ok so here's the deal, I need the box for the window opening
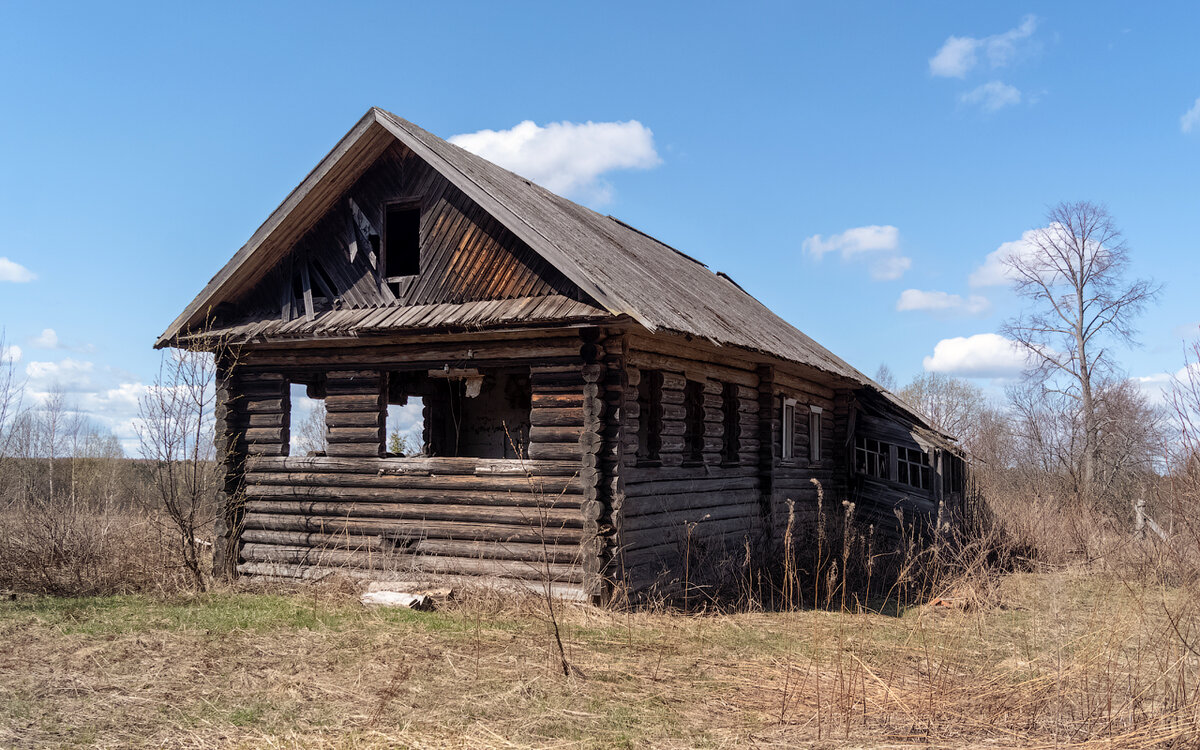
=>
[854,436,890,480]
[637,370,663,463]
[288,379,327,457]
[384,203,421,281]
[721,382,740,464]
[781,398,797,460]
[683,380,705,463]
[808,405,822,463]
[897,446,931,490]
[388,368,529,458]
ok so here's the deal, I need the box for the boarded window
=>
[721,382,740,464]
[637,370,663,463]
[683,380,705,463]
[854,436,889,480]
[897,446,931,490]
[808,406,822,463]
[384,203,421,279]
[781,398,797,460]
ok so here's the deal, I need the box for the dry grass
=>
[1,567,1198,749]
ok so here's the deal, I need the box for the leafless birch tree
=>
[1001,201,1159,497]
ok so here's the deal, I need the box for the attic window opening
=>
[384,202,421,281]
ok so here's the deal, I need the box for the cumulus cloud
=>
[25,358,96,392]
[969,226,1048,287]
[961,81,1021,111]
[1182,98,1200,134]
[804,225,911,281]
[1135,363,1200,405]
[929,15,1039,78]
[30,328,59,349]
[923,333,1030,378]
[448,119,661,204]
[0,257,36,283]
[803,225,899,259]
[896,289,992,316]
[1,344,20,363]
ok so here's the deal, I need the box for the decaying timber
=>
[159,108,966,603]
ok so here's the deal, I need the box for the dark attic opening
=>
[387,367,531,459]
[384,201,421,283]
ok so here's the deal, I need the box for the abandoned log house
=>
[157,107,965,601]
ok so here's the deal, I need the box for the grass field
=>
[1,568,1198,749]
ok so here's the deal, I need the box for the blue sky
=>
[1,2,1198,451]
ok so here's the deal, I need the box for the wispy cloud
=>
[0,257,36,283]
[923,333,1030,378]
[804,225,912,281]
[1182,98,1200,134]
[929,15,1039,78]
[961,81,1021,112]
[896,289,991,316]
[449,119,661,204]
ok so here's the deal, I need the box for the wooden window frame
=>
[683,379,705,465]
[721,381,740,465]
[897,446,932,491]
[808,405,822,463]
[636,370,663,465]
[781,398,797,460]
[382,198,423,284]
[853,435,890,480]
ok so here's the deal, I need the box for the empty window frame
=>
[383,201,421,281]
[942,452,965,494]
[287,379,327,457]
[683,379,705,463]
[897,446,931,490]
[781,398,797,460]
[721,382,740,464]
[808,405,822,463]
[636,370,663,463]
[854,436,890,480]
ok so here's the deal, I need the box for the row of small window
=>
[636,372,742,465]
[854,437,932,491]
[635,372,823,466]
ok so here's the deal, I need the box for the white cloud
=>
[929,16,1039,78]
[1182,98,1200,134]
[896,289,992,316]
[803,225,899,259]
[969,226,1046,287]
[804,225,911,281]
[923,333,1030,378]
[25,358,95,391]
[961,81,1022,111]
[0,257,36,283]
[449,119,661,203]
[30,328,59,349]
[870,256,912,281]
[1,344,20,364]
[1135,364,1200,405]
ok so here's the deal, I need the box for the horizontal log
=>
[531,393,584,408]
[528,425,584,444]
[324,443,382,458]
[246,455,579,476]
[239,544,584,583]
[242,512,583,545]
[247,443,287,456]
[325,411,382,428]
[244,483,583,508]
[245,426,287,443]
[527,442,582,461]
[247,412,286,428]
[326,369,382,380]
[237,371,286,383]
[618,498,760,533]
[617,514,756,555]
[625,350,758,388]
[326,426,384,443]
[244,498,581,527]
[245,470,582,494]
[325,394,383,412]
[529,407,584,427]
[240,529,584,564]
[245,341,584,368]
[243,398,285,414]
[623,476,759,497]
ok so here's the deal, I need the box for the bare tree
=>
[874,363,897,391]
[899,372,989,453]
[137,349,223,590]
[0,331,23,477]
[1001,201,1159,495]
[294,397,328,456]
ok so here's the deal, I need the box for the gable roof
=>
[159,108,941,433]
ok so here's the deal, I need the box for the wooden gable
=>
[215,141,591,329]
